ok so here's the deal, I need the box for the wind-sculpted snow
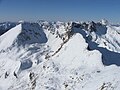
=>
[0,20,120,90]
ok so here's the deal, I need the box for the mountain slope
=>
[0,22,47,50]
[0,24,22,50]
[0,21,120,90]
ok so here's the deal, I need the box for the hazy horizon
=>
[0,0,120,23]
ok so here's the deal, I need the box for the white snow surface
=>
[0,24,22,50]
[0,21,120,90]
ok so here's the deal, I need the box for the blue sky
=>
[0,0,120,23]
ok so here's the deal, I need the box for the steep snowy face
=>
[0,22,49,90]
[0,24,22,50]
[52,33,103,69]
[0,22,47,50]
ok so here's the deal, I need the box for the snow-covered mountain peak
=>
[0,22,47,51]
[0,20,120,90]
[18,20,25,23]
[0,24,22,50]
[100,19,109,25]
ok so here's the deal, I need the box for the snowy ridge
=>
[0,22,47,50]
[51,33,103,69]
[0,20,120,90]
[0,22,17,35]
[0,24,22,50]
